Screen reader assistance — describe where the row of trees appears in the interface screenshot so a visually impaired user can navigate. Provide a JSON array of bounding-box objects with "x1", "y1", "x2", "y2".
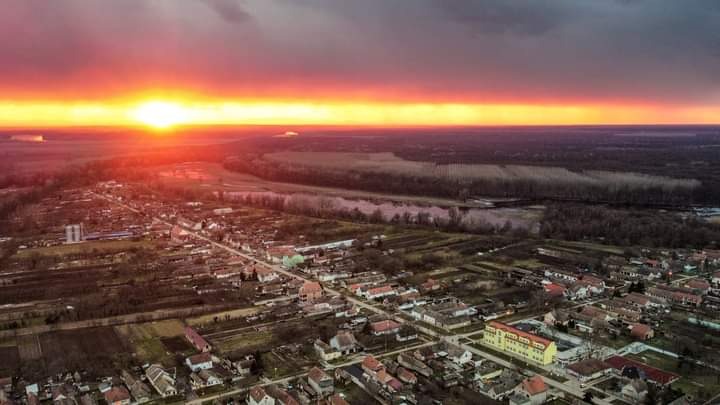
[
  {"x1": 224, "y1": 191, "x2": 527, "y2": 235},
  {"x1": 540, "y1": 204, "x2": 720, "y2": 248},
  {"x1": 223, "y1": 155, "x2": 699, "y2": 206}
]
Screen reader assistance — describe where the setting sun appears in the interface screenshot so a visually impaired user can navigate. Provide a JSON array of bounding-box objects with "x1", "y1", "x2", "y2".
[{"x1": 130, "y1": 101, "x2": 188, "y2": 129}]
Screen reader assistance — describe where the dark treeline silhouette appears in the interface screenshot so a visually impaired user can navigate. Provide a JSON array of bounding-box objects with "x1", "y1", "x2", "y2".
[
  {"x1": 540, "y1": 204, "x2": 720, "y2": 248},
  {"x1": 223, "y1": 155, "x2": 697, "y2": 206}
]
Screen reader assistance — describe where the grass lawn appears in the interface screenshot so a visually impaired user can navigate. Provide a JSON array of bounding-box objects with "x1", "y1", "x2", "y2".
[
  {"x1": 214, "y1": 330, "x2": 274, "y2": 354},
  {"x1": 260, "y1": 351, "x2": 298, "y2": 378}
]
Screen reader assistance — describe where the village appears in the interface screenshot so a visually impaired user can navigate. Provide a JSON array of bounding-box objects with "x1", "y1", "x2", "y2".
[{"x1": 1, "y1": 180, "x2": 720, "y2": 405}]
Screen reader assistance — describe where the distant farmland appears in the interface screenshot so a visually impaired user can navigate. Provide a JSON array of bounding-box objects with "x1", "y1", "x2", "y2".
[{"x1": 264, "y1": 152, "x2": 700, "y2": 192}]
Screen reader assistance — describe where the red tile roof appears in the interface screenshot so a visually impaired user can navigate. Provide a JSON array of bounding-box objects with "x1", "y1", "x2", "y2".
[
  {"x1": 308, "y1": 367, "x2": 331, "y2": 383},
  {"x1": 629, "y1": 323, "x2": 653, "y2": 339},
  {"x1": 300, "y1": 281, "x2": 322, "y2": 294},
  {"x1": 605, "y1": 356, "x2": 679, "y2": 385},
  {"x1": 187, "y1": 352, "x2": 212, "y2": 365},
  {"x1": 104, "y1": 387, "x2": 130, "y2": 403},
  {"x1": 367, "y1": 285, "x2": 394, "y2": 295},
  {"x1": 362, "y1": 355, "x2": 384, "y2": 372},
  {"x1": 487, "y1": 321, "x2": 553, "y2": 348},
  {"x1": 370, "y1": 319, "x2": 401, "y2": 333},
  {"x1": 185, "y1": 326, "x2": 210, "y2": 351},
  {"x1": 249, "y1": 386, "x2": 268, "y2": 402},
  {"x1": 522, "y1": 375, "x2": 547, "y2": 395},
  {"x1": 544, "y1": 283, "x2": 566, "y2": 297}
]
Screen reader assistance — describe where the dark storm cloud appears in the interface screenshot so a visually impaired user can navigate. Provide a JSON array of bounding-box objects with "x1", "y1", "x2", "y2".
[
  {"x1": 432, "y1": 0, "x2": 573, "y2": 36},
  {"x1": 0, "y1": 0, "x2": 719, "y2": 105}
]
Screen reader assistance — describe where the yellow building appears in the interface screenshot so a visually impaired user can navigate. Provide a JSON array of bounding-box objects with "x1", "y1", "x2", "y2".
[{"x1": 482, "y1": 321, "x2": 557, "y2": 366}]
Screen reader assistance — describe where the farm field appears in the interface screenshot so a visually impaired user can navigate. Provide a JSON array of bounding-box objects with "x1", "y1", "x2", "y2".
[
  {"x1": 13, "y1": 240, "x2": 156, "y2": 259},
  {"x1": 156, "y1": 161, "x2": 487, "y2": 207},
  {"x1": 264, "y1": 151, "x2": 700, "y2": 191},
  {"x1": 186, "y1": 307, "x2": 262, "y2": 327},
  {"x1": 38, "y1": 327, "x2": 129, "y2": 376},
  {"x1": 114, "y1": 319, "x2": 187, "y2": 366}
]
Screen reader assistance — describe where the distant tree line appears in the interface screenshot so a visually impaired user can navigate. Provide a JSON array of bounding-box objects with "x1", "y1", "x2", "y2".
[
  {"x1": 540, "y1": 204, "x2": 720, "y2": 248},
  {"x1": 223, "y1": 155, "x2": 698, "y2": 207}
]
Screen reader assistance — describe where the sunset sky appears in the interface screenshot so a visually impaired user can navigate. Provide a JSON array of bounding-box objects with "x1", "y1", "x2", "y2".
[{"x1": 2, "y1": 0, "x2": 719, "y2": 127}]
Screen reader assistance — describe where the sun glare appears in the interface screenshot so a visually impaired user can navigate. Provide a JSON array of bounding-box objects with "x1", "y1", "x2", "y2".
[{"x1": 131, "y1": 101, "x2": 188, "y2": 129}]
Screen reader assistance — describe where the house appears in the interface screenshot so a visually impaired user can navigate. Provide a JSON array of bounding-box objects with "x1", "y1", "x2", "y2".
[
  {"x1": 265, "y1": 385, "x2": 300, "y2": 405},
  {"x1": 510, "y1": 375, "x2": 548, "y2": 405},
  {"x1": 189, "y1": 370, "x2": 223, "y2": 390},
  {"x1": 185, "y1": 326, "x2": 212, "y2": 352},
  {"x1": 299, "y1": 281, "x2": 323, "y2": 304},
  {"x1": 365, "y1": 285, "x2": 397, "y2": 300},
  {"x1": 361, "y1": 355, "x2": 385, "y2": 379},
  {"x1": 314, "y1": 339, "x2": 341, "y2": 362},
  {"x1": 420, "y1": 278, "x2": 442, "y2": 292},
  {"x1": 247, "y1": 386, "x2": 275, "y2": 405},
  {"x1": 329, "y1": 331, "x2": 359, "y2": 354},
  {"x1": 266, "y1": 246, "x2": 296, "y2": 263},
  {"x1": 543, "y1": 283, "x2": 566, "y2": 299},
  {"x1": 369, "y1": 319, "x2": 401, "y2": 336},
  {"x1": 120, "y1": 370, "x2": 151, "y2": 404},
  {"x1": 186, "y1": 352, "x2": 213, "y2": 371},
  {"x1": 231, "y1": 355, "x2": 255, "y2": 376},
  {"x1": 145, "y1": 364, "x2": 177, "y2": 398},
  {"x1": 103, "y1": 387, "x2": 131, "y2": 405},
  {"x1": 565, "y1": 283, "x2": 590, "y2": 301},
  {"x1": 482, "y1": 321, "x2": 557, "y2": 366},
  {"x1": 52, "y1": 384, "x2": 77, "y2": 405},
  {"x1": 397, "y1": 352, "x2": 432, "y2": 377},
  {"x1": 544, "y1": 310, "x2": 569, "y2": 327},
  {"x1": 476, "y1": 368, "x2": 524, "y2": 400},
  {"x1": 629, "y1": 323, "x2": 654, "y2": 340},
  {"x1": 397, "y1": 368, "x2": 417, "y2": 385},
  {"x1": 256, "y1": 267, "x2": 280, "y2": 283},
  {"x1": 647, "y1": 286, "x2": 702, "y2": 307},
  {"x1": 446, "y1": 344, "x2": 473, "y2": 366},
  {"x1": 566, "y1": 358, "x2": 612, "y2": 382},
  {"x1": 308, "y1": 367, "x2": 334, "y2": 397},
  {"x1": 685, "y1": 279, "x2": 710, "y2": 294},
  {"x1": 623, "y1": 293, "x2": 652, "y2": 309}
]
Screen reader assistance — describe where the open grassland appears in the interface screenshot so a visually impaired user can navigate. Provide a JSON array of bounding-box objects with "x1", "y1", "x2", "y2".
[
  {"x1": 115, "y1": 319, "x2": 186, "y2": 365},
  {"x1": 213, "y1": 329, "x2": 274, "y2": 354},
  {"x1": 186, "y1": 307, "x2": 261, "y2": 327},
  {"x1": 265, "y1": 151, "x2": 700, "y2": 191},
  {"x1": 116, "y1": 319, "x2": 186, "y2": 340},
  {"x1": 14, "y1": 240, "x2": 155, "y2": 258}
]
